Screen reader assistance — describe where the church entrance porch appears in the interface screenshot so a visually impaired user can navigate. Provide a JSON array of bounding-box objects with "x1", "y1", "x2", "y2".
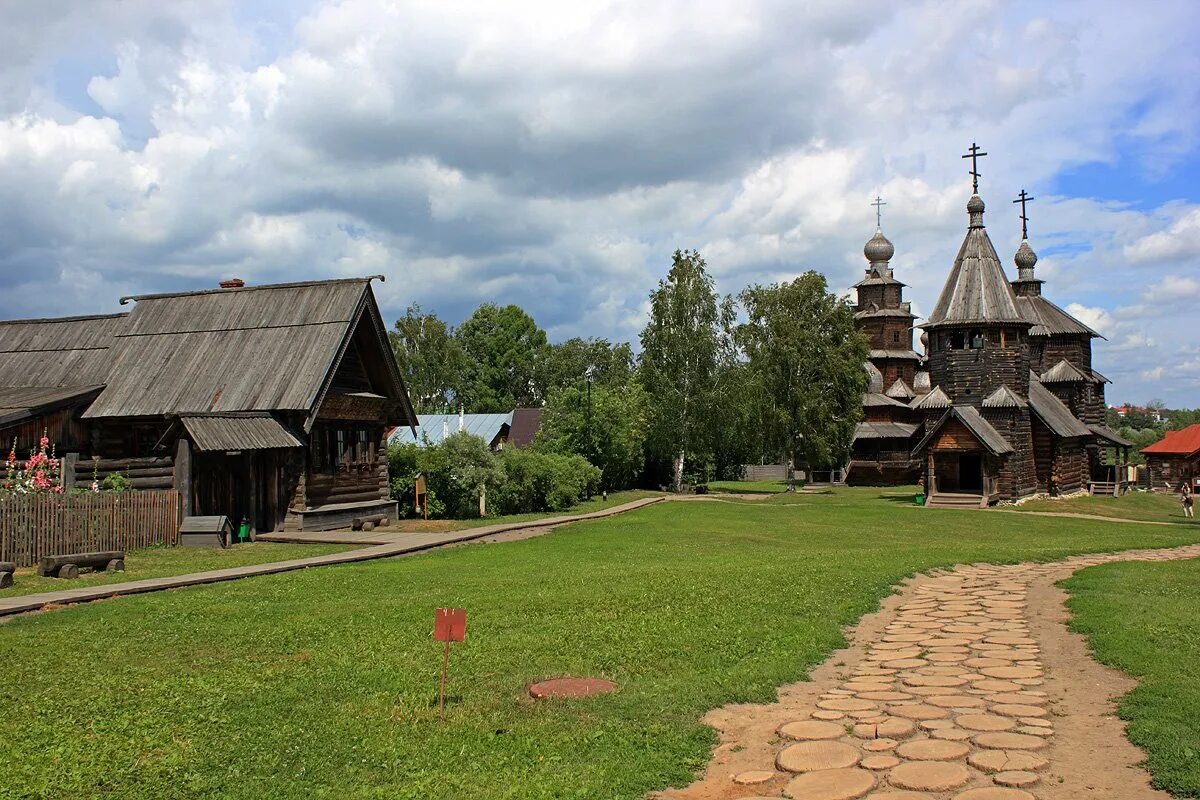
[{"x1": 931, "y1": 452, "x2": 983, "y2": 494}]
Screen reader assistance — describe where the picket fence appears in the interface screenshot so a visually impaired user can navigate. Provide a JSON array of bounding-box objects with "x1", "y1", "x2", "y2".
[{"x1": 0, "y1": 490, "x2": 181, "y2": 568}]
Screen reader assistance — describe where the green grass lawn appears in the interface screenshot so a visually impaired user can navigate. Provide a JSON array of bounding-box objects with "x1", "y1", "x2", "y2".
[
  {"x1": 1064, "y1": 559, "x2": 1200, "y2": 796},
  {"x1": 1015, "y1": 490, "x2": 1198, "y2": 525},
  {"x1": 0, "y1": 542, "x2": 356, "y2": 599},
  {"x1": 388, "y1": 489, "x2": 664, "y2": 532},
  {"x1": 706, "y1": 479, "x2": 791, "y2": 494},
  {"x1": 3, "y1": 490, "x2": 1200, "y2": 799}
]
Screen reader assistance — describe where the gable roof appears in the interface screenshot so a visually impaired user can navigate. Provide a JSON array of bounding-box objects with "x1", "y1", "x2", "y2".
[
  {"x1": 854, "y1": 421, "x2": 918, "y2": 440},
  {"x1": 1089, "y1": 424, "x2": 1135, "y2": 448},
  {"x1": 1027, "y1": 380, "x2": 1091, "y2": 438},
  {"x1": 982, "y1": 385, "x2": 1028, "y2": 409},
  {"x1": 913, "y1": 405, "x2": 1014, "y2": 456},
  {"x1": 83, "y1": 277, "x2": 415, "y2": 430},
  {"x1": 863, "y1": 392, "x2": 909, "y2": 408},
  {"x1": 1141, "y1": 424, "x2": 1200, "y2": 457},
  {"x1": 1015, "y1": 295, "x2": 1101, "y2": 338},
  {"x1": 508, "y1": 407, "x2": 543, "y2": 448},
  {"x1": 923, "y1": 195, "x2": 1027, "y2": 329},
  {"x1": 911, "y1": 386, "x2": 952, "y2": 410},
  {"x1": 885, "y1": 379, "x2": 915, "y2": 400},
  {"x1": 181, "y1": 414, "x2": 305, "y2": 452}
]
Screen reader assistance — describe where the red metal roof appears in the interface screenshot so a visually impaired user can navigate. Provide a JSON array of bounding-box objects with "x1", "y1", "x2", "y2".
[{"x1": 1141, "y1": 424, "x2": 1200, "y2": 457}]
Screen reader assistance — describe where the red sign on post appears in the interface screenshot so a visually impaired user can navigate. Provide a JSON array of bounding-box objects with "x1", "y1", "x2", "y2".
[
  {"x1": 434, "y1": 607, "x2": 466, "y2": 642},
  {"x1": 434, "y1": 608, "x2": 466, "y2": 722}
]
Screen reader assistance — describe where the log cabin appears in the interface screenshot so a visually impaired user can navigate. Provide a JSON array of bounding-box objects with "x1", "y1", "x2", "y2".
[{"x1": 0, "y1": 276, "x2": 417, "y2": 533}]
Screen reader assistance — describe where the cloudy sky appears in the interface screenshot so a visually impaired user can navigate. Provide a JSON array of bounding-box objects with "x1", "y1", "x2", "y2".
[{"x1": 1, "y1": 0, "x2": 1198, "y2": 406}]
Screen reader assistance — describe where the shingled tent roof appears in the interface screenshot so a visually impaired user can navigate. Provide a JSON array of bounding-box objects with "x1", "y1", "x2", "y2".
[
  {"x1": 1027, "y1": 380, "x2": 1092, "y2": 438},
  {"x1": 1015, "y1": 295, "x2": 1101, "y2": 338},
  {"x1": 923, "y1": 195, "x2": 1028, "y2": 330},
  {"x1": 83, "y1": 277, "x2": 416, "y2": 431}
]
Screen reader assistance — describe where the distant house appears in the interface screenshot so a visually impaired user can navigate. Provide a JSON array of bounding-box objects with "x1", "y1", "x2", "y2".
[
  {"x1": 389, "y1": 407, "x2": 543, "y2": 451},
  {"x1": 0, "y1": 276, "x2": 418, "y2": 533},
  {"x1": 1141, "y1": 424, "x2": 1200, "y2": 491}
]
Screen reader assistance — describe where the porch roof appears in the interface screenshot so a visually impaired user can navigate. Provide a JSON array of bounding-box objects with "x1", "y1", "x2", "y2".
[
  {"x1": 181, "y1": 414, "x2": 304, "y2": 452},
  {"x1": 913, "y1": 405, "x2": 1014, "y2": 457}
]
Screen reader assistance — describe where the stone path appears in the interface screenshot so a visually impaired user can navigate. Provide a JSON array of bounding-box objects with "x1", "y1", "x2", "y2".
[
  {"x1": 664, "y1": 543, "x2": 1200, "y2": 800},
  {"x1": 0, "y1": 497, "x2": 663, "y2": 618}
]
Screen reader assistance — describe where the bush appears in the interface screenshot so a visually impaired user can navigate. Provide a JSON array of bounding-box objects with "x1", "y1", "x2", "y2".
[
  {"x1": 493, "y1": 448, "x2": 601, "y2": 514},
  {"x1": 386, "y1": 435, "x2": 600, "y2": 519}
]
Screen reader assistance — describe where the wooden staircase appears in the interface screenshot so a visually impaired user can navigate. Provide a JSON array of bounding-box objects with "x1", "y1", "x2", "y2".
[
  {"x1": 1089, "y1": 481, "x2": 1120, "y2": 497},
  {"x1": 925, "y1": 492, "x2": 987, "y2": 509}
]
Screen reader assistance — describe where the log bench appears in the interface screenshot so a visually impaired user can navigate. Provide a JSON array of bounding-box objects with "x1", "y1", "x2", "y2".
[
  {"x1": 0, "y1": 561, "x2": 13, "y2": 590},
  {"x1": 351, "y1": 514, "x2": 390, "y2": 532},
  {"x1": 37, "y1": 551, "x2": 126, "y2": 579}
]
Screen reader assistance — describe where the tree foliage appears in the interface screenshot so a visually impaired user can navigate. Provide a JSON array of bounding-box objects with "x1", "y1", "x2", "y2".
[
  {"x1": 537, "y1": 381, "x2": 651, "y2": 490},
  {"x1": 736, "y1": 273, "x2": 869, "y2": 468},
  {"x1": 456, "y1": 304, "x2": 549, "y2": 412},
  {"x1": 638, "y1": 250, "x2": 735, "y2": 490},
  {"x1": 537, "y1": 337, "x2": 634, "y2": 397},
  {"x1": 388, "y1": 303, "x2": 466, "y2": 414}
]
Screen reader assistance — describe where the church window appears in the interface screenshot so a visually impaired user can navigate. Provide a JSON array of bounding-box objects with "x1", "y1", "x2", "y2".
[
  {"x1": 893, "y1": 330, "x2": 900, "y2": 344},
  {"x1": 947, "y1": 332, "x2": 965, "y2": 350},
  {"x1": 969, "y1": 330, "x2": 984, "y2": 349}
]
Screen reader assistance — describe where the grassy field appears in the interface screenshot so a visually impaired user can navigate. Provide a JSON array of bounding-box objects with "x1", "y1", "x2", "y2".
[
  {"x1": 388, "y1": 489, "x2": 663, "y2": 532},
  {"x1": 3, "y1": 490, "x2": 1200, "y2": 799},
  {"x1": 1064, "y1": 559, "x2": 1200, "y2": 796},
  {"x1": 1015, "y1": 490, "x2": 1198, "y2": 525},
  {"x1": 0, "y1": 542, "x2": 357, "y2": 599},
  {"x1": 706, "y1": 479, "x2": 790, "y2": 494}
]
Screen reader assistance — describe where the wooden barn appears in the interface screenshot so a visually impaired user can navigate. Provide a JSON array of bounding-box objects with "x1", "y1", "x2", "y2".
[
  {"x1": 1, "y1": 276, "x2": 417, "y2": 533},
  {"x1": 1141, "y1": 424, "x2": 1200, "y2": 492}
]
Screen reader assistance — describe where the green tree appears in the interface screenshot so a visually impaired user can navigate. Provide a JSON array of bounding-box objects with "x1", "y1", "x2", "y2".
[
  {"x1": 736, "y1": 273, "x2": 869, "y2": 470},
  {"x1": 537, "y1": 381, "x2": 651, "y2": 490},
  {"x1": 537, "y1": 337, "x2": 635, "y2": 397},
  {"x1": 456, "y1": 304, "x2": 549, "y2": 412},
  {"x1": 388, "y1": 303, "x2": 466, "y2": 413},
  {"x1": 638, "y1": 249, "x2": 735, "y2": 491}
]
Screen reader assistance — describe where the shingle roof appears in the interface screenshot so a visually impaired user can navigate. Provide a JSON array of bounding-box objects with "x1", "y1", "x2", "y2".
[
  {"x1": 855, "y1": 307, "x2": 915, "y2": 320},
  {"x1": 870, "y1": 349, "x2": 922, "y2": 360},
  {"x1": 911, "y1": 386, "x2": 952, "y2": 410},
  {"x1": 1039, "y1": 359, "x2": 1092, "y2": 384},
  {"x1": 0, "y1": 386, "x2": 104, "y2": 427},
  {"x1": 1027, "y1": 380, "x2": 1091, "y2": 438},
  {"x1": 885, "y1": 379, "x2": 915, "y2": 400},
  {"x1": 923, "y1": 195, "x2": 1027, "y2": 329},
  {"x1": 181, "y1": 414, "x2": 304, "y2": 451},
  {"x1": 83, "y1": 278, "x2": 413, "y2": 430},
  {"x1": 1089, "y1": 424, "x2": 1134, "y2": 448},
  {"x1": 1141, "y1": 424, "x2": 1200, "y2": 457},
  {"x1": 863, "y1": 392, "x2": 910, "y2": 408},
  {"x1": 0, "y1": 313, "x2": 126, "y2": 388},
  {"x1": 865, "y1": 362, "x2": 884, "y2": 393},
  {"x1": 913, "y1": 406, "x2": 1014, "y2": 456},
  {"x1": 854, "y1": 421, "x2": 918, "y2": 440},
  {"x1": 1015, "y1": 295, "x2": 1101, "y2": 338},
  {"x1": 981, "y1": 385, "x2": 1028, "y2": 409}
]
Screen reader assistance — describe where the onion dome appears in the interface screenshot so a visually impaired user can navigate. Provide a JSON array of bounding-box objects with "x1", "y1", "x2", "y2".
[
  {"x1": 1014, "y1": 239, "x2": 1038, "y2": 278},
  {"x1": 864, "y1": 228, "x2": 895, "y2": 264},
  {"x1": 967, "y1": 194, "x2": 985, "y2": 227}
]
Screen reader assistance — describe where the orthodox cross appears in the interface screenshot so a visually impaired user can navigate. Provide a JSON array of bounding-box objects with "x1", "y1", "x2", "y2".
[
  {"x1": 961, "y1": 142, "x2": 988, "y2": 193},
  {"x1": 1012, "y1": 189, "x2": 1035, "y2": 239},
  {"x1": 871, "y1": 195, "x2": 886, "y2": 228}
]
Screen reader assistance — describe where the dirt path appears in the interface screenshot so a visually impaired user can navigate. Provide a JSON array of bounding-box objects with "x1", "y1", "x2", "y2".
[{"x1": 657, "y1": 544, "x2": 1200, "y2": 800}]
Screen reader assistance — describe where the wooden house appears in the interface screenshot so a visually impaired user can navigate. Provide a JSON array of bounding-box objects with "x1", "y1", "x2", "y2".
[
  {"x1": 1141, "y1": 424, "x2": 1200, "y2": 492},
  {"x1": 1, "y1": 276, "x2": 417, "y2": 533}
]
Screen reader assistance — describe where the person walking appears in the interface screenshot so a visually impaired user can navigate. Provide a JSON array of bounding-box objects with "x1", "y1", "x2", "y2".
[{"x1": 1182, "y1": 481, "x2": 1195, "y2": 518}]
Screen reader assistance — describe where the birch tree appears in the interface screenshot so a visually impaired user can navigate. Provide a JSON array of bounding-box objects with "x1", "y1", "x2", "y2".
[{"x1": 638, "y1": 250, "x2": 734, "y2": 491}]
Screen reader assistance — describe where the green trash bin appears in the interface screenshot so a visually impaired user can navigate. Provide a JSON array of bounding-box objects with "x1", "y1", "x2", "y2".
[
  {"x1": 914, "y1": 494, "x2": 925, "y2": 506},
  {"x1": 238, "y1": 517, "x2": 251, "y2": 544}
]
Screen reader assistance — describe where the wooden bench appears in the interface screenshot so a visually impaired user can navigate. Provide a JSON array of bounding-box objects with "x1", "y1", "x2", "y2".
[
  {"x1": 351, "y1": 514, "x2": 390, "y2": 532},
  {"x1": 0, "y1": 561, "x2": 13, "y2": 590},
  {"x1": 37, "y1": 551, "x2": 126, "y2": 579}
]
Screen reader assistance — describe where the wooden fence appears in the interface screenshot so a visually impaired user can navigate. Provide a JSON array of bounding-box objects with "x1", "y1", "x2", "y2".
[{"x1": 0, "y1": 490, "x2": 181, "y2": 568}]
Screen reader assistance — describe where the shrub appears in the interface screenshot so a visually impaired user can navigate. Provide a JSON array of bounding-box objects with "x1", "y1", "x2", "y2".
[{"x1": 493, "y1": 448, "x2": 601, "y2": 514}]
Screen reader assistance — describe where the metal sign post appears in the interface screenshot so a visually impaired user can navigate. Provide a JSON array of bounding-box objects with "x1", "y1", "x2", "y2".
[{"x1": 433, "y1": 608, "x2": 466, "y2": 722}]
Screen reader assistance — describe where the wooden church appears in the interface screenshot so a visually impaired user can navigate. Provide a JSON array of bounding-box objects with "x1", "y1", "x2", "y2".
[{"x1": 846, "y1": 146, "x2": 1132, "y2": 506}]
